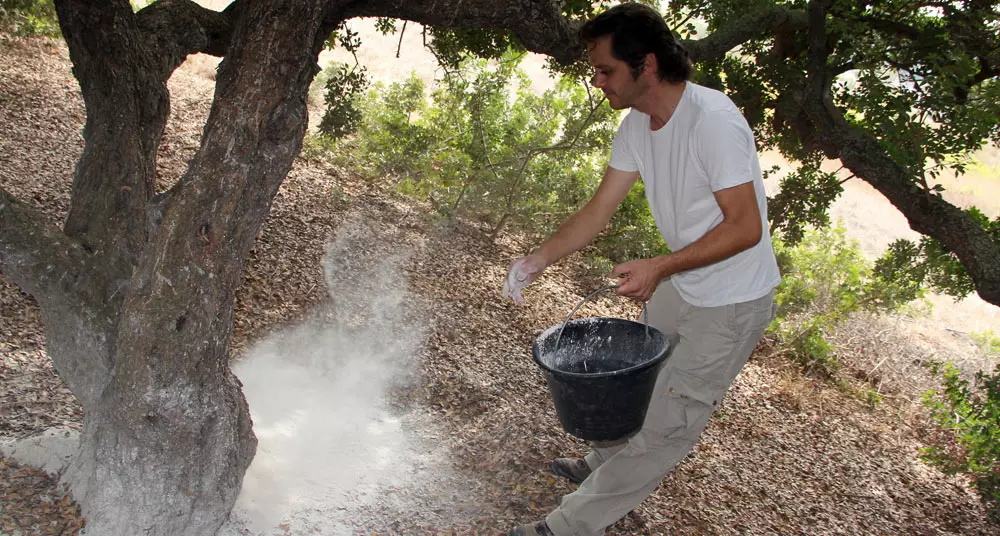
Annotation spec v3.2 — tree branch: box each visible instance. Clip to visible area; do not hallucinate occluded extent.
[343,0,583,65]
[396,20,407,58]
[54,0,170,285]
[0,190,95,309]
[0,189,116,408]
[683,6,808,62]
[136,0,241,76]
[794,0,1000,307]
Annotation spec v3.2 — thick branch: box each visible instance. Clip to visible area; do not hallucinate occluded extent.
[796,0,1000,307]
[116,0,335,381]
[810,100,1000,306]
[0,190,96,308]
[54,0,169,286]
[683,6,808,62]
[1,189,114,408]
[135,0,241,76]
[343,0,583,65]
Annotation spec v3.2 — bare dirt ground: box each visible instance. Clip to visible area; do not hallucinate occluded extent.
[2,35,999,535]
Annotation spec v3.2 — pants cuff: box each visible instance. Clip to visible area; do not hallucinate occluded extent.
[583,450,602,471]
[545,509,576,536]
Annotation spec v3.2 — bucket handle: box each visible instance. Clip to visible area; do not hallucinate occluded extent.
[554,285,649,350]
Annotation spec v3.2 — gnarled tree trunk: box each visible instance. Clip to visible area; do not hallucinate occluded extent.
[0,1,581,534]
[3,0,337,532]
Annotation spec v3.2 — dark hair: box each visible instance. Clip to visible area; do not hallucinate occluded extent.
[579,3,691,83]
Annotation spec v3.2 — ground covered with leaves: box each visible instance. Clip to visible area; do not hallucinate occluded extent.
[1,36,998,535]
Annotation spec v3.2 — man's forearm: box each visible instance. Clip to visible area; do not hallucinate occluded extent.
[654,217,762,279]
[534,203,614,266]
[531,166,638,268]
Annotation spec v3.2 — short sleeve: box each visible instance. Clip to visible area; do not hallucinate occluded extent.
[608,114,639,173]
[693,111,756,191]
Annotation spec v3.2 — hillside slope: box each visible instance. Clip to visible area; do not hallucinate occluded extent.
[1,37,997,535]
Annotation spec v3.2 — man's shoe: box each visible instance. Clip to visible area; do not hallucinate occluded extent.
[507,520,555,536]
[550,457,591,484]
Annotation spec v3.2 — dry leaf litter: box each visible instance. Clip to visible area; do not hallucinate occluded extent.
[1,36,998,536]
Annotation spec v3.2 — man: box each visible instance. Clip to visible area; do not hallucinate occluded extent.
[501,4,781,536]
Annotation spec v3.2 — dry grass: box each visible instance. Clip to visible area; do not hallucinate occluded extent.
[833,313,944,404]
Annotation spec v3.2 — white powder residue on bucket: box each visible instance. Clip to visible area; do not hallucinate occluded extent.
[537,319,666,374]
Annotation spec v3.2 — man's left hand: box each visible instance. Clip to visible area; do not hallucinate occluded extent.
[611,257,668,302]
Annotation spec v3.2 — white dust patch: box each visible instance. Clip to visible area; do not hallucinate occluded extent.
[0,427,78,475]
[221,216,476,535]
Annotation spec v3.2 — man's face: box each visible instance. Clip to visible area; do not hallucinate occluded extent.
[587,35,647,110]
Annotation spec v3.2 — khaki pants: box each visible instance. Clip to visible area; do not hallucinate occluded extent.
[546,281,775,536]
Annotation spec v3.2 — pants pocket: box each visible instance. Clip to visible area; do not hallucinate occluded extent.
[646,367,725,445]
[736,295,775,337]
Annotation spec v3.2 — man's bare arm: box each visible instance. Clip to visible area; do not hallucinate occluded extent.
[614,181,763,300]
[534,166,640,266]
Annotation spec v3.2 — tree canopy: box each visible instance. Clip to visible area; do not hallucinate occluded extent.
[415,0,1000,306]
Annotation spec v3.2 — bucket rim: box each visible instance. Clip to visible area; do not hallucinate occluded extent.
[531,317,670,379]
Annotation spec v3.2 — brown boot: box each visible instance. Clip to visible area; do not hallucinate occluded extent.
[507,520,555,536]
[550,457,592,484]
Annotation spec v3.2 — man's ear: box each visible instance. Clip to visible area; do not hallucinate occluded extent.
[643,52,658,78]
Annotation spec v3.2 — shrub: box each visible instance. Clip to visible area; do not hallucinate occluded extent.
[771,224,925,375]
[353,75,432,177]
[971,330,1000,357]
[922,363,1000,521]
[343,55,667,261]
[1,0,59,37]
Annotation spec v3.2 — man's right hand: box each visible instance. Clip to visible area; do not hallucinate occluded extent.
[501,255,547,305]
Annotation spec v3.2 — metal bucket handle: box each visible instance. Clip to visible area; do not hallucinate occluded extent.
[554,285,649,350]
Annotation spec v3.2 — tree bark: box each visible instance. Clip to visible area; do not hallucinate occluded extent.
[344,0,584,64]
[6,0,334,534]
[64,0,342,530]
[796,0,1000,306]
[2,1,999,535]
[0,1,588,533]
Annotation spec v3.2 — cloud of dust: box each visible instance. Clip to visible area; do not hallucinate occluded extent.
[220,216,451,535]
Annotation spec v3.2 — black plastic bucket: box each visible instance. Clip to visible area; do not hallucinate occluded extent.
[532,314,671,441]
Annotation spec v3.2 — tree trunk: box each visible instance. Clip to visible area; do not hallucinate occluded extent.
[2,1,338,534]
[0,1,580,534]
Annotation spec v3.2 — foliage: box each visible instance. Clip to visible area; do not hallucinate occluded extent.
[922,363,1000,521]
[352,74,432,177]
[771,224,924,374]
[766,157,845,246]
[590,179,669,263]
[0,0,58,37]
[318,62,368,139]
[423,0,619,71]
[313,4,1000,304]
[666,0,1000,302]
[971,330,1000,357]
[344,54,665,260]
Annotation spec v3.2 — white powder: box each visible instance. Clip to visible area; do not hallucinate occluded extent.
[220,215,479,535]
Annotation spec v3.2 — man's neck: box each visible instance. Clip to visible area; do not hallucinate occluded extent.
[634,80,686,131]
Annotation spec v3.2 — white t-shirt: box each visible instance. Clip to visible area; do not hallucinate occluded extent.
[608,82,781,307]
